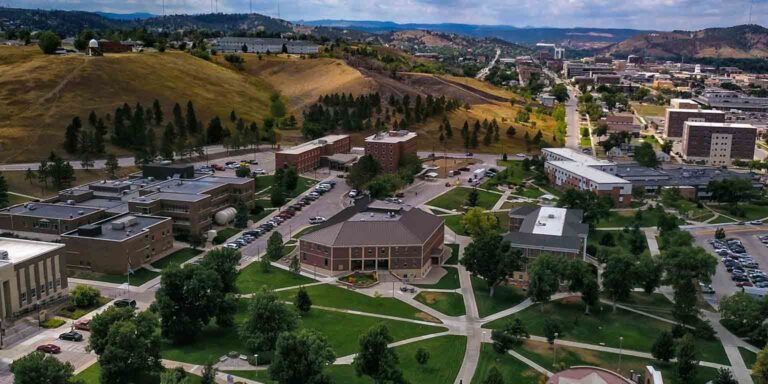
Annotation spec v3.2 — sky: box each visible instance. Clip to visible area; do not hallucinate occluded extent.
[6,0,768,30]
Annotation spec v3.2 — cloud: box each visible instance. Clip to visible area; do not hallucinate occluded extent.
[9,0,768,30]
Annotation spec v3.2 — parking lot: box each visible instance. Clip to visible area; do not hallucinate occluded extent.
[692,226,768,304]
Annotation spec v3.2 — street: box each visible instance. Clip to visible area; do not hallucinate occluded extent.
[564,86,581,150]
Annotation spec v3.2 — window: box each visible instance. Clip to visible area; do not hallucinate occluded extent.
[48,281,53,290]
[323,258,328,266]
[41,284,46,294]
[20,292,26,305]
[302,252,307,261]
[30,288,36,298]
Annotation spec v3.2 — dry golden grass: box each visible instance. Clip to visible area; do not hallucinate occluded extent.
[440,75,523,102]
[215,55,376,111]
[0,46,275,163]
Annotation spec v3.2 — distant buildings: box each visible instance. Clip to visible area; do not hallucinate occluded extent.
[275,135,352,173]
[62,213,173,275]
[615,164,760,198]
[364,131,418,173]
[542,148,632,207]
[298,201,446,279]
[599,114,641,134]
[663,108,725,139]
[694,89,768,113]
[504,206,588,283]
[563,62,614,79]
[0,238,68,321]
[681,122,757,166]
[214,37,320,54]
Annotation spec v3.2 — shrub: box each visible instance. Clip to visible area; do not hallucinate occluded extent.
[69,285,102,308]
[40,318,66,329]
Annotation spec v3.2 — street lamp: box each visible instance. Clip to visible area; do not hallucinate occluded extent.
[553,332,559,368]
[618,336,624,373]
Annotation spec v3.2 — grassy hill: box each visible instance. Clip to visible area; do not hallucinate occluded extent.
[0,46,275,163]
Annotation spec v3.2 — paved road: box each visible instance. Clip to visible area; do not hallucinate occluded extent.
[564,87,581,150]
[475,48,501,81]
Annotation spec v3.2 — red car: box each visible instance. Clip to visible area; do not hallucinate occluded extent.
[736,281,754,288]
[36,344,61,354]
[74,319,91,331]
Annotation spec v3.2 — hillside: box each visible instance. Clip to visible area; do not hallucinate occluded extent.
[604,24,768,59]
[0,46,275,163]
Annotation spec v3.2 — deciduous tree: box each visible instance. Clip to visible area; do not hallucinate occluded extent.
[461,235,523,297]
[353,325,406,384]
[269,329,335,384]
[10,351,76,384]
[239,288,299,352]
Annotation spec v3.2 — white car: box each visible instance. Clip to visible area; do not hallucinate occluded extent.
[348,189,359,198]
[309,216,327,224]
[252,169,266,175]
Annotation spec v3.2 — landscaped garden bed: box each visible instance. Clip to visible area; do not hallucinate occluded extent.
[338,271,379,288]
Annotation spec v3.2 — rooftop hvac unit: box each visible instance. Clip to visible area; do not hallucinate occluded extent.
[0,250,8,260]
[548,214,555,219]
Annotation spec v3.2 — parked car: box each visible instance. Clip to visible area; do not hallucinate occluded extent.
[249,160,259,165]
[212,164,225,171]
[113,299,136,308]
[36,344,61,354]
[465,152,473,157]
[74,318,91,331]
[252,168,267,175]
[309,216,327,225]
[699,283,715,294]
[751,220,763,225]
[59,331,83,342]
[736,281,754,287]
[732,274,749,282]
[348,189,359,198]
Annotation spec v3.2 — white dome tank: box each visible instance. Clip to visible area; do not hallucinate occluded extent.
[88,39,99,48]
[214,207,238,225]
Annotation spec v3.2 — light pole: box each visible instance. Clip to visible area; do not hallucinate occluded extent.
[618,336,624,373]
[553,332,559,368]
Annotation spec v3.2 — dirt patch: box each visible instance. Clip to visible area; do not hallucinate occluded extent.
[418,292,447,305]
[415,311,442,324]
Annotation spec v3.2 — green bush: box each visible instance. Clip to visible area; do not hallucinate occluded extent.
[69,285,102,308]
[40,318,65,329]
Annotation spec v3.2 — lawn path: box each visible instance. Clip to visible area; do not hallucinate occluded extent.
[451,226,483,384]
[332,331,453,365]
[490,189,511,211]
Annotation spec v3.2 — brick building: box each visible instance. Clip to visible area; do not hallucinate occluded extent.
[681,122,757,166]
[545,161,632,207]
[663,108,725,139]
[599,114,641,134]
[0,238,68,321]
[62,214,173,275]
[0,203,109,237]
[504,206,588,283]
[364,131,418,173]
[275,135,351,173]
[298,202,446,279]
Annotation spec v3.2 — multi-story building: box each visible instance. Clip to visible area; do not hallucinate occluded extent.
[545,161,633,207]
[694,89,768,113]
[563,62,614,79]
[0,203,109,237]
[594,74,621,85]
[504,206,588,283]
[599,114,641,134]
[663,108,725,139]
[275,134,351,172]
[541,148,617,173]
[364,131,418,173]
[298,202,446,279]
[62,213,173,275]
[0,238,68,321]
[681,122,757,166]
[615,164,760,198]
[670,98,700,110]
[128,175,256,237]
[214,37,320,54]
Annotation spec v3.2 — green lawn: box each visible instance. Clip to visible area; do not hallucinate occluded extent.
[710,203,768,221]
[161,302,446,365]
[513,339,718,384]
[485,298,729,365]
[632,102,667,117]
[250,208,274,223]
[292,225,321,239]
[213,227,240,244]
[610,292,675,321]
[515,186,545,199]
[588,230,648,256]
[709,215,736,224]
[236,262,315,293]
[471,276,527,318]
[413,291,466,316]
[58,296,112,319]
[254,176,316,199]
[70,267,160,286]
[277,284,438,323]
[325,335,467,384]
[223,371,274,384]
[275,244,296,260]
[414,267,460,290]
[8,192,33,205]
[427,187,501,211]
[471,343,543,384]
[580,136,592,148]
[481,161,531,190]
[740,347,757,370]
[661,195,713,222]
[151,248,203,270]
[444,244,460,265]
[74,363,203,384]
[596,209,684,228]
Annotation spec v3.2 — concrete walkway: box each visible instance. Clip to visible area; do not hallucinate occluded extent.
[452,228,483,384]
[703,310,756,384]
[643,228,660,256]
[334,331,453,365]
[491,190,512,211]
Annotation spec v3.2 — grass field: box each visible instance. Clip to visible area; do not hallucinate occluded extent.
[212,227,240,244]
[596,209,684,228]
[471,343,544,384]
[0,47,275,163]
[278,284,438,322]
[414,291,466,316]
[444,244,460,265]
[414,267,460,290]
[709,215,736,224]
[661,194,713,222]
[631,102,667,117]
[325,335,467,384]
[235,263,315,293]
[485,297,729,365]
[710,203,768,221]
[480,160,531,190]
[472,276,527,318]
[151,248,202,270]
[74,363,203,384]
[58,296,112,319]
[740,347,757,370]
[427,187,501,211]
[161,303,446,364]
[588,230,648,255]
[513,339,718,384]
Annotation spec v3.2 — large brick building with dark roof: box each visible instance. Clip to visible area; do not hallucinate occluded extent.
[298,202,446,279]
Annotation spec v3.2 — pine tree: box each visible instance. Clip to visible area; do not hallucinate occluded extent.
[295,287,312,313]
[146,127,157,159]
[173,103,185,135]
[444,117,453,138]
[0,172,8,208]
[88,110,97,127]
[64,116,81,154]
[161,123,176,160]
[152,99,163,125]
[186,100,198,134]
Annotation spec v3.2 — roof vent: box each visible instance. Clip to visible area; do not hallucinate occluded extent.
[548,214,555,219]
[0,250,9,260]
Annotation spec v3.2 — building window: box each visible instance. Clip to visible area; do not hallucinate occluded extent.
[302,252,307,261]
[323,258,328,266]
[30,288,36,298]
[20,292,26,305]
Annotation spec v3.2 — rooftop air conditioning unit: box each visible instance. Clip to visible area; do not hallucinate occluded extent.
[0,250,8,260]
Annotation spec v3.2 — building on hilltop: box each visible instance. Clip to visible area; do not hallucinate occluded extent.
[62,213,173,275]
[504,206,588,283]
[298,201,446,279]
[0,238,68,321]
[364,131,418,173]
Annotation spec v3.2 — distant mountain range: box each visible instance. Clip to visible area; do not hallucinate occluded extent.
[603,24,768,59]
[95,12,156,20]
[298,19,652,47]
